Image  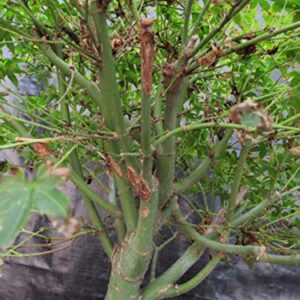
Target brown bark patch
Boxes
[140,18,155,95]
[105,155,123,177]
[127,165,139,189]
[137,179,151,201]
[139,207,150,219]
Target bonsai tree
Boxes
[0,0,300,299]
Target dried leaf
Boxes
[236,185,249,205]
[224,36,233,49]
[289,146,300,157]
[212,43,226,57]
[257,113,272,132]
[33,143,52,157]
[198,51,217,67]
[212,0,222,4]
[111,34,124,52]
[187,35,199,48]
[235,44,257,56]
[229,100,272,132]
[50,167,71,182]
[228,100,258,124]
[58,217,80,238]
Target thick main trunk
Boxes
[105,190,158,299]
[104,233,152,299]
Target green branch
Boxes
[191,0,251,57]
[70,172,122,220]
[226,21,300,55]
[227,138,252,222]
[177,211,300,265]
[175,128,233,194]
[182,0,194,46]
[153,122,251,147]
[142,243,206,300]
[232,186,300,227]
[163,254,223,298]
[189,0,212,38]
[90,0,138,232]
[189,20,300,72]
[157,77,188,205]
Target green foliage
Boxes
[0,167,69,248]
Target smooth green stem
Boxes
[182,0,194,46]
[6,116,114,256]
[154,122,252,147]
[0,137,68,150]
[227,138,252,222]
[189,20,300,71]
[38,42,103,106]
[142,243,206,300]
[225,21,300,55]
[90,1,139,232]
[114,176,138,231]
[153,83,164,136]
[55,44,83,175]
[163,254,223,298]
[175,128,233,194]
[56,46,114,257]
[280,111,300,125]
[9,120,31,138]
[126,0,140,23]
[90,3,136,164]
[17,0,49,34]
[273,124,300,133]
[85,202,114,257]
[70,172,122,220]
[157,77,188,205]
[191,0,251,57]
[150,233,178,282]
[177,212,300,265]
[1,111,62,133]
[189,0,212,38]
[232,186,300,227]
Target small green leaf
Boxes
[33,188,69,218]
[0,176,33,248]
[240,112,261,129]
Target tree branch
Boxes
[175,209,300,265]
[153,122,253,147]
[182,0,194,46]
[175,128,233,194]
[70,172,122,220]
[163,254,223,298]
[226,138,252,222]
[191,0,252,57]
[189,0,212,38]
